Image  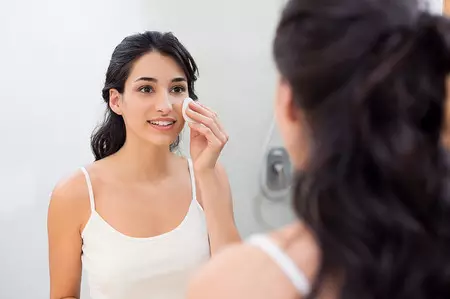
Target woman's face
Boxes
[109,51,188,148]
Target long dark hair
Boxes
[91,31,199,161]
[274,0,450,298]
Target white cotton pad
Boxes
[182,97,196,123]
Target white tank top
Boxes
[80,159,210,299]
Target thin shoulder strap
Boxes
[187,159,197,201]
[247,234,311,296]
[80,167,96,212]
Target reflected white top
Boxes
[80,159,210,299]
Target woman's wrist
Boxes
[193,163,219,177]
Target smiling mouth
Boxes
[147,120,176,127]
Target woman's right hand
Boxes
[186,101,229,173]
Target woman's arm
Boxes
[195,163,241,255]
[47,175,87,299]
[186,100,241,254]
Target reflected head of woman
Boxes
[187,0,450,298]
[91,31,199,160]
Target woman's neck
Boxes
[112,137,175,182]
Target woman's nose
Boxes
[155,92,173,114]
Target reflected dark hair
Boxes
[91,31,199,161]
[274,0,450,298]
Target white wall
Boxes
[0,0,290,298]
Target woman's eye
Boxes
[139,86,154,93]
[171,86,186,93]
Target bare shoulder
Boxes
[186,222,320,299]
[186,242,268,299]
[50,168,90,206]
[48,167,92,230]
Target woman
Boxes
[187,0,450,298]
[47,31,240,299]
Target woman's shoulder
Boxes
[50,166,91,205]
[50,159,112,203]
[50,158,111,211]
[186,222,321,299]
[48,165,95,232]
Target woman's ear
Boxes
[109,89,123,115]
[275,76,308,169]
[276,78,300,123]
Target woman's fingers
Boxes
[196,102,229,141]
[186,103,228,144]
[188,122,223,151]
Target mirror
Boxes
[0,0,292,298]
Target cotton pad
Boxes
[182,97,195,123]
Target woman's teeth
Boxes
[148,120,175,127]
